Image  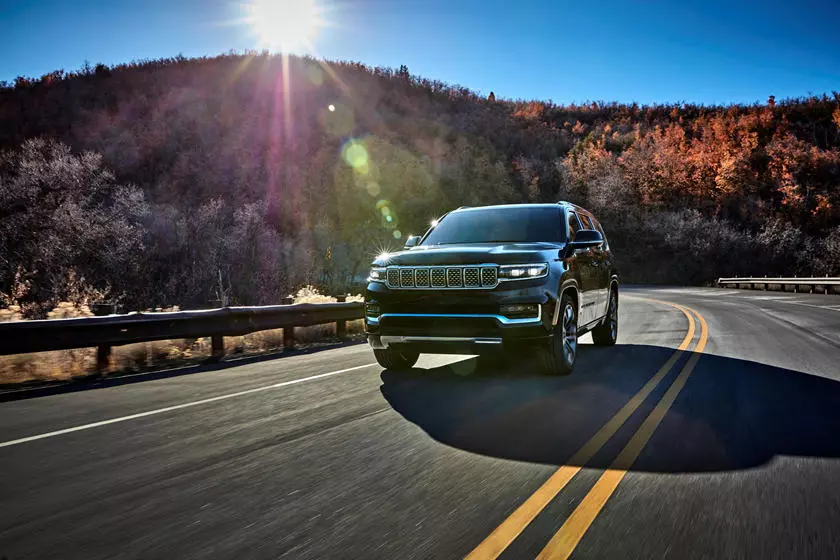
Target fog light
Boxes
[500,303,540,319]
[365,302,380,317]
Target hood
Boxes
[374,242,564,266]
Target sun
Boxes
[242,0,326,52]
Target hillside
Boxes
[1,52,839,314]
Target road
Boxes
[2,286,840,559]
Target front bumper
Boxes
[365,281,556,354]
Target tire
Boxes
[592,288,618,346]
[537,293,577,375]
[373,347,420,370]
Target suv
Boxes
[364,202,619,375]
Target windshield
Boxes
[421,207,566,245]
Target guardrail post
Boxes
[96,345,111,374]
[211,335,224,361]
[92,303,116,375]
[284,326,295,350]
[282,296,294,305]
[335,295,347,339]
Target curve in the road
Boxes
[536,302,708,560]
[465,296,702,560]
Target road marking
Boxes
[536,306,709,560]
[777,300,840,312]
[0,363,376,449]
[464,297,696,560]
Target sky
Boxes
[1,0,838,105]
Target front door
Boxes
[579,214,609,319]
[567,211,599,326]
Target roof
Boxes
[451,201,593,215]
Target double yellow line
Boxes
[466,297,709,560]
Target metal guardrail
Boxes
[0,301,365,371]
[717,277,840,294]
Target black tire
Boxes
[592,288,618,346]
[373,347,420,370]
[537,293,577,375]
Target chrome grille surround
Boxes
[383,264,500,290]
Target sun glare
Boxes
[243,0,325,52]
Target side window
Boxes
[579,214,594,230]
[590,217,609,250]
[567,211,582,241]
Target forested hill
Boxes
[1,52,839,313]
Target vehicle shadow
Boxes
[379,344,840,473]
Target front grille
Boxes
[400,269,415,288]
[447,268,463,287]
[384,265,499,290]
[481,267,497,286]
[464,267,480,287]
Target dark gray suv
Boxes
[364,202,619,375]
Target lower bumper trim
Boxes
[376,335,502,348]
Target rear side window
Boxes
[567,211,582,241]
[590,217,610,249]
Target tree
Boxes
[0,139,147,314]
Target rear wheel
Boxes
[592,288,618,346]
[373,347,420,370]
[537,294,577,375]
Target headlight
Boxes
[498,263,548,280]
[368,267,386,282]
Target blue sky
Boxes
[1,0,838,105]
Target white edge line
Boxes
[0,363,376,449]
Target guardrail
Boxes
[717,277,840,295]
[0,299,365,372]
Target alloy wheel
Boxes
[562,303,577,364]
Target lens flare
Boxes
[342,140,368,169]
[366,182,381,197]
[376,199,398,230]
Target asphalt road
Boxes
[2,286,840,559]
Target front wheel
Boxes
[537,294,577,375]
[592,288,618,346]
[373,347,420,370]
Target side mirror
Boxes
[404,235,422,249]
[563,229,603,258]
